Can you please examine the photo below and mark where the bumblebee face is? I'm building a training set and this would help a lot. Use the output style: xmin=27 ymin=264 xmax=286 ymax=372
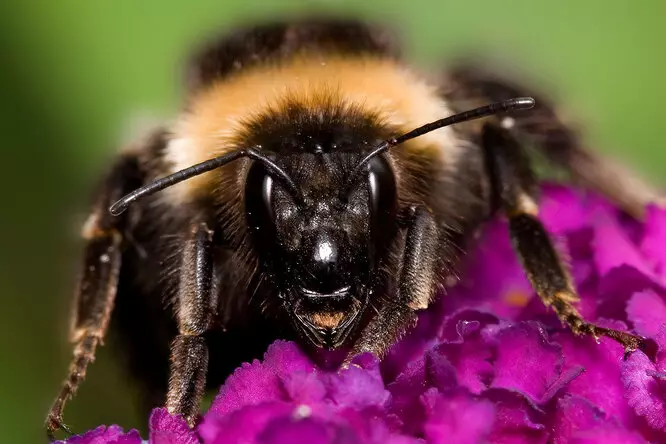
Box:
xmin=245 ymin=153 xmax=397 ymax=348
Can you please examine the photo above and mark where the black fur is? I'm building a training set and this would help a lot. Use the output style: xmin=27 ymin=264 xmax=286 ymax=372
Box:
xmin=187 ymin=17 xmax=399 ymax=93
xmin=236 ymin=96 xmax=390 ymax=155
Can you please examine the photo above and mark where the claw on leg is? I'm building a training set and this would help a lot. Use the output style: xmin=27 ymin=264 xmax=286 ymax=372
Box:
xmin=45 ymin=399 xmax=74 ymax=441
xmin=574 ymin=322 xmax=645 ymax=359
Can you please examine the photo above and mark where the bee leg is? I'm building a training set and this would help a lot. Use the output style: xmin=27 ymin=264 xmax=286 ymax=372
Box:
xmin=344 ymin=205 xmax=444 ymax=365
xmin=445 ymin=63 xmax=662 ymax=218
xmin=166 ymin=222 xmax=217 ymax=426
xmin=482 ymin=122 xmax=644 ymax=355
xmin=46 ymin=155 xmax=143 ymax=440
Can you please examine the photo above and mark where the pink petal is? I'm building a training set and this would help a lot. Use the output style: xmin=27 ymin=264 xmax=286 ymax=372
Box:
xmin=484 ymin=322 xmax=564 ymax=404
xmin=60 ymin=425 xmax=142 ymax=444
xmin=626 ymin=289 xmax=666 ymax=337
xmin=554 ymin=323 xmax=634 ymax=424
xmin=422 ymin=388 xmax=495 ymax=444
xmin=592 ymin=216 xmax=659 ymax=281
xmin=621 ymin=350 xmax=666 ymax=431
xmin=551 ymin=395 xmax=605 ymax=444
xmin=640 ymin=205 xmax=666 ymax=278
xmin=208 ymin=341 xmax=315 ymax=416
xmin=483 ymin=389 xmax=547 ymax=444
xmin=149 ymin=409 xmax=198 ymax=444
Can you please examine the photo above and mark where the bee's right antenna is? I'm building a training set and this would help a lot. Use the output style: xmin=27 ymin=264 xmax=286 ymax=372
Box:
xmin=341 ymin=97 xmax=535 ymax=200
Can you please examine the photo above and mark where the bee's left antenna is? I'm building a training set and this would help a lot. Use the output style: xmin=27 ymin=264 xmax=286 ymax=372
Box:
xmin=109 ymin=148 xmax=303 ymax=216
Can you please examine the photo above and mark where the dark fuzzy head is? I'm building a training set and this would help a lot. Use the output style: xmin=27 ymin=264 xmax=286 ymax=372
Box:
xmin=242 ymin=105 xmax=397 ymax=348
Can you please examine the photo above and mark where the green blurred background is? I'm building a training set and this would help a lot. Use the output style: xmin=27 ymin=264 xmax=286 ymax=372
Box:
xmin=0 ymin=1 xmax=663 ymax=442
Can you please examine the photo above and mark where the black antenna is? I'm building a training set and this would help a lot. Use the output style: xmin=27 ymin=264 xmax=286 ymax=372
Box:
xmin=341 ymin=97 xmax=535 ymax=199
xmin=109 ymin=148 xmax=303 ymax=216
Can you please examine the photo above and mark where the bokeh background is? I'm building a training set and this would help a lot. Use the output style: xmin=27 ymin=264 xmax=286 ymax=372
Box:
xmin=0 ymin=1 xmax=663 ymax=442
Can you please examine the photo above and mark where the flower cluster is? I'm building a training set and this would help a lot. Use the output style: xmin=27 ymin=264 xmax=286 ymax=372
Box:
xmin=57 ymin=184 xmax=666 ymax=444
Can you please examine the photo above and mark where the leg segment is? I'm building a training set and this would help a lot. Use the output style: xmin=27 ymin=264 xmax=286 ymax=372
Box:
xmin=46 ymin=155 xmax=143 ymax=439
xmin=166 ymin=222 xmax=217 ymax=426
xmin=482 ymin=123 xmax=643 ymax=353
xmin=344 ymin=206 xmax=443 ymax=364
xmin=444 ymin=63 xmax=662 ymax=218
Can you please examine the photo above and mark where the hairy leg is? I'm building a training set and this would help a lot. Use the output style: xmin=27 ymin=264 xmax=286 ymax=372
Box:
xmin=481 ymin=122 xmax=643 ymax=354
xmin=166 ymin=222 xmax=218 ymax=426
xmin=344 ymin=206 xmax=449 ymax=365
xmin=46 ymin=154 xmax=143 ymax=440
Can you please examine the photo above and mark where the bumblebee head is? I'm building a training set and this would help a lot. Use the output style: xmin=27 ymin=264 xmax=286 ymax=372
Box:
xmin=108 ymin=97 xmax=534 ymax=348
xmin=244 ymin=144 xmax=397 ymax=347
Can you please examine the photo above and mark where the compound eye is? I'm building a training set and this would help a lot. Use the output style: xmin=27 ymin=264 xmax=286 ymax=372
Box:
xmin=245 ymin=162 xmax=275 ymax=246
xmin=367 ymin=155 xmax=397 ymax=235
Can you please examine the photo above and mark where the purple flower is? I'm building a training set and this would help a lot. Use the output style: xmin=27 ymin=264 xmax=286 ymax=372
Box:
xmin=56 ymin=184 xmax=666 ymax=443
xmin=55 ymin=425 xmax=142 ymax=444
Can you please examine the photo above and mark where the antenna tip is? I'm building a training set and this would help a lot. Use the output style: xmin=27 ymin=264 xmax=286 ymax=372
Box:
xmin=510 ymin=97 xmax=536 ymax=110
xmin=109 ymin=201 xmax=127 ymax=216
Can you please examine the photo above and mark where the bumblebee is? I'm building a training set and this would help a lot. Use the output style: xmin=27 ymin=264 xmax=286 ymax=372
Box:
xmin=46 ymin=17 xmax=659 ymax=438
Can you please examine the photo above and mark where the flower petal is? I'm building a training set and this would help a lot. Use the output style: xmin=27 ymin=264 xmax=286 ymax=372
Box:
xmin=554 ymin=323 xmax=633 ymax=424
xmin=199 ymin=402 xmax=294 ymax=444
xmin=57 ymin=425 xmax=143 ymax=444
xmin=626 ymin=290 xmax=666 ymax=337
xmin=621 ymin=350 xmax=666 ymax=431
xmin=444 ymin=220 xmax=536 ymax=321
xmin=256 ymin=416 xmax=361 ymax=444
xmin=387 ymin=350 xmax=457 ymax=435
xmin=592 ymin=215 xmax=658 ymax=281
xmin=422 ymin=388 xmax=495 ymax=444
xmin=149 ymin=408 xmax=198 ymax=444
xmin=551 ymin=395 xmax=606 ymax=444
xmin=596 ymin=265 xmax=662 ymax=322
xmin=570 ymin=427 xmax=649 ymax=444
xmin=482 ymin=389 xmax=548 ymax=444
xmin=208 ymin=341 xmax=315 ymax=416
xmin=436 ymin=313 xmax=495 ymax=394
xmin=485 ymin=322 xmax=564 ymax=404
xmin=540 ymin=184 xmax=610 ymax=235
xmin=321 ymin=354 xmax=389 ymax=410
xmin=640 ymin=205 xmax=666 ymax=278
